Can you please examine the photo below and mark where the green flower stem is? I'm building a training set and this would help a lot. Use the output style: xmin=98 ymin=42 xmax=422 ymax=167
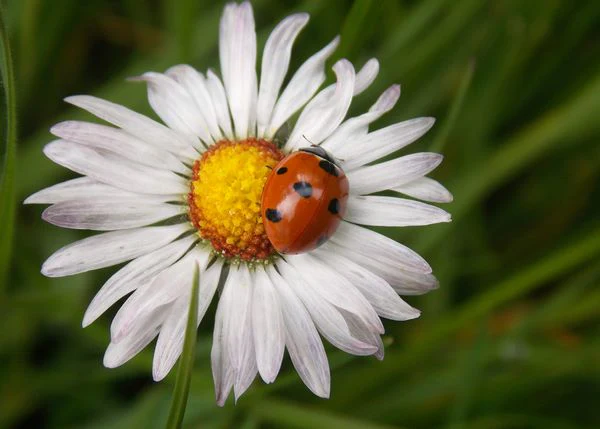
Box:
xmin=0 ymin=5 xmax=17 ymax=290
xmin=165 ymin=265 xmax=199 ymax=429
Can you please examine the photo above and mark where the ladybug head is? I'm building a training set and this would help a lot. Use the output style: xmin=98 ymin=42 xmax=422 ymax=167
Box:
xmin=299 ymin=146 xmax=342 ymax=168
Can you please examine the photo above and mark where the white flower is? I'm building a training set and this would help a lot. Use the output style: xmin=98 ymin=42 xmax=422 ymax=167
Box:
xmin=26 ymin=1 xmax=452 ymax=405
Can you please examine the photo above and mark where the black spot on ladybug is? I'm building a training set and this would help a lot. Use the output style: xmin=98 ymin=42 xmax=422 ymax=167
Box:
xmin=328 ymin=198 xmax=340 ymax=215
xmin=276 ymin=167 xmax=288 ymax=175
xmin=316 ymin=235 xmax=328 ymax=247
xmin=265 ymin=208 xmax=282 ymax=223
xmin=293 ymin=181 xmax=313 ymax=198
xmin=319 ymin=160 xmax=339 ymax=177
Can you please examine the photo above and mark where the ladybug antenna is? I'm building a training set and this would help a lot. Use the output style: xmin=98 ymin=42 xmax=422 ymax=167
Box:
xmin=265 ymin=165 xmax=273 ymax=170
xmin=301 ymin=134 xmax=316 ymax=146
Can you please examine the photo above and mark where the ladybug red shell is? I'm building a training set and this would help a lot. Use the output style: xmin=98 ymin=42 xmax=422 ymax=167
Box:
xmin=261 ymin=146 xmax=349 ymax=254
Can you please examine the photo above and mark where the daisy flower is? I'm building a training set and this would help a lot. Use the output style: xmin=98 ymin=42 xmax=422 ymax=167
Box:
xmin=26 ymin=1 xmax=452 ymax=404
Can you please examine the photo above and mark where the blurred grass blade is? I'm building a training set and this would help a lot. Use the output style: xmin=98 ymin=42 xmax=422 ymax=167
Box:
xmin=251 ymin=399 xmax=402 ymax=429
xmin=335 ymin=0 xmax=375 ymax=61
xmin=165 ymin=265 xmax=200 ymax=429
xmin=164 ymin=0 xmax=197 ymax=62
xmin=0 ymin=6 xmax=17 ymax=289
xmin=430 ymin=58 xmax=475 ymax=153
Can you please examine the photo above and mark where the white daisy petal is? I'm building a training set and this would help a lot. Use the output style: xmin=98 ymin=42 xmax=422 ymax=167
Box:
xmin=234 ymin=339 xmax=258 ymax=402
xmin=394 ymin=176 xmax=454 ymax=203
xmin=345 ymin=195 xmax=452 ymax=226
xmin=353 ymin=58 xmax=379 ymax=95
xmin=206 ymin=69 xmax=234 ymax=140
xmin=166 ymin=65 xmax=223 ymax=141
xmin=220 ymin=1 xmax=257 ymax=139
xmin=65 ymin=95 xmax=199 ymax=160
xmin=387 ymin=270 xmax=440 ymax=296
xmin=341 ymin=310 xmax=385 ymax=360
xmin=133 ymin=72 xmax=212 ymax=145
xmin=331 ymin=221 xmax=431 ymax=274
xmin=279 ymin=57 xmax=377 ymax=141
xmin=277 ymin=261 xmax=379 ymax=355
xmin=103 ymin=306 xmax=169 ymax=368
xmin=211 ymin=280 xmax=235 ymax=407
xmin=111 ymin=247 xmax=209 ymax=342
xmin=286 ymin=253 xmax=384 ymax=334
xmin=342 ymin=117 xmax=436 ymax=170
xmin=266 ymin=266 xmax=330 ymax=398
xmin=285 ymin=59 xmax=356 ymax=151
xmin=322 ymin=84 xmax=400 ymax=153
xmin=252 ymin=267 xmax=285 ymax=383
xmin=232 ymin=267 xmax=258 ymax=402
xmin=152 ymin=296 xmax=188 ymax=380
xmin=41 ymin=223 xmax=191 ymax=277
xmin=42 ymin=197 xmax=185 ymax=231
xmin=196 ymin=259 xmax=225 ymax=325
xmin=329 ymin=242 xmax=439 ymax=295
xmin=82 ymin=235 xmax=197 ymax=327
xmin=44 ymin=140 xmax=188 ymax=195
xmin=316 ymin=248 xmax=420 ymax=321
xmin=218 ymin=265 xmax=257 ymax=401
xmin=256 ymin=13 xmax=309 ymax=137
xmin=152 ymin=259 xmax=223 ymax=381
xmin=24 ymin=177 xmax=177 ymax=205
xmin=224 ymin=265 xmax=254 ymax=372
xmin=266 ymin=36 xmax=340 ymax=138
xmin=347 ymin=153 xmax=444 ymax=195
xmin=50 ymin=121 xmax=189 ymax=175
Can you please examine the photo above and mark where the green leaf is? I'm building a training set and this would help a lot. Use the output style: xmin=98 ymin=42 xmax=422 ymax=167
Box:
xmin=165 ymin=264 xmax=200 ymax=429
xmin=0 ymin=5 xmax=17 ymax=290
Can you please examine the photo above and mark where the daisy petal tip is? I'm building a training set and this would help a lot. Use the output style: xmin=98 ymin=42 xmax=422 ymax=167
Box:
xmin=103 ymin=350 xmax=119 ymax=369
xmin=318 ymin=386 xmax=331 ymax=399
xmin=424 ymin=116 xmax=436 ymax=128
xmin=294 ymin=12 xmax=310 ymax=24
xmin=152 ymin=365 xmax=168 ymax=382
xmin=40 ymin=207 xmax=53 ymax=224
xmin=23 ymin=194 xmax=37 ymax=205
xmin=49 ymin=122 xmax=64 ymax=136
xmin=40 ymin=261 xmax=58 ymax=278
xmin=332 ymin=58 xmax=353 ymax=72
xmin=125 ymin=74 xmax=146 ymax=83
xmin=359 ymin=343 xmax=379 ymax=355
xmin=406 ymin=307 xmax=422 ymax=320
xmin=215 ymin=390 xmax=230 ymax=407
xmin=63 ymin=94 xmax=87 ymax=106
xmin=81 ymin=312 xmax=95 ymax=328
xmin=259 ymin=366 xmax=280 ymax=385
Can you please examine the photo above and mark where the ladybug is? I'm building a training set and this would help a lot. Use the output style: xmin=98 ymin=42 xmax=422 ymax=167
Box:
xmin=261 ymin=146 xmax=349 ymax=254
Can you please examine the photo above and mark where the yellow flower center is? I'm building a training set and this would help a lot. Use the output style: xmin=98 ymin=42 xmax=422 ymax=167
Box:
xmin=189 ymin=139 xmax=283 ymax=262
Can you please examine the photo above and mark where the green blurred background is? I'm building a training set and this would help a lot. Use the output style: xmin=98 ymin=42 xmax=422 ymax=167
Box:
xmin=1 ymin=0 xmax=599 ymax=428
